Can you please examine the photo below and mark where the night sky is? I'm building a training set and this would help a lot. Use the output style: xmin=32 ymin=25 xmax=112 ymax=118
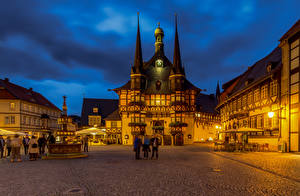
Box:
xmin=1 ymin=0 xmax=299 ymax=115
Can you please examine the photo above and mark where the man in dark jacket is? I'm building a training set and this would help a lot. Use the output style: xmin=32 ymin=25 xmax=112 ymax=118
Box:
xmin=38 ymin=135 xmax=47 ymax=155
xmin=133 ymin=136 xmax=142 ymax=160
xmin=23 ymin=135 xmax=30 ymax=155
xmin=151 ymin=136 xmax=159 ymax=160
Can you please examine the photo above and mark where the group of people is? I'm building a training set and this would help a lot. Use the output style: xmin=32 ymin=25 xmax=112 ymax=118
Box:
xmin=0 ymin=134 xmax=55 ymax=162
xmin=134 ymin=135 xmax=160 ymax=160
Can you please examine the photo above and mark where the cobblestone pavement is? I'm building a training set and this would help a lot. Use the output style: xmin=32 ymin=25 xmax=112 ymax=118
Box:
xmin=0 ymin=144 xmax=300 ymax=196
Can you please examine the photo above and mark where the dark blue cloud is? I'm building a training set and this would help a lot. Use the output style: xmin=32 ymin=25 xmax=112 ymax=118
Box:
xmin=0 ymin=0 xmax=299 ymax=114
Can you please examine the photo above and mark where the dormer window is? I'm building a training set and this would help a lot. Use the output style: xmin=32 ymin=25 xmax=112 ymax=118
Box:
xmin=93 ymin=107 xmax=98 ymax=113
xmin=267 ymin=64 xmax=272 ymax=73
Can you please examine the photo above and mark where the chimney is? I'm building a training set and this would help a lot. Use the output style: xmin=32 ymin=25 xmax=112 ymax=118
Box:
xmin=4 ymin=78 xmax=9 ymax=82
xmin=29 ymin=88 xmax=33 ymax=91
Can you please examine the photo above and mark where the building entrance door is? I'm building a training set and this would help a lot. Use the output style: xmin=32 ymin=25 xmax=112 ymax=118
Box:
xmin=175 ymin=133 xmax=184 ymax=146
xmin=290 ymin=113 xmax=299 ymax=151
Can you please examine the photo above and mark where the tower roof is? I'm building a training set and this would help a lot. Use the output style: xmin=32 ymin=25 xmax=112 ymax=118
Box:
xmin=173 ymin=14 xmax=184 ymax=75
xmin=133 ymin=13 xmax=143 ymax=73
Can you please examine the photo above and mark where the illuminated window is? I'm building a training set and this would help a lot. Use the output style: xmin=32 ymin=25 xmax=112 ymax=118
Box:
xmin=257 ymin=115 xmax=263 ymax=128
xmin=291 ymin=94 xmax=299 ymax=104
xmin=4 ymin=116 xmax=15 ymax=124
xmin=9 ymin=103 xmax=16 ymax=111
xmin=93 ymin=107 xmax=98 ymax=113
xmin=248 ymin=91 xmax=253 ymax=103
xmin=111 ymin=121 xmax=117 ymax=127
xmin=261 ymin=85 xmax=268 ymax=99
xmin=254 ymin=88 xmax=260 ymax=102
xmin=291 ymin=73 xmax=299 ymax=84
xmin=270 ymin=81 xmax=278 ymax=97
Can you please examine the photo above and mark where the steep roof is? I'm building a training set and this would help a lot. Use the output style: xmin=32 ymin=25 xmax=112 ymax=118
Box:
xmin=196 ymin=93 xmax=218 ymax=114
xmin=0 ymin=78 xmax=60 ymax=111
xmin=104 ymin=109 xmax=121 ymax=121
xmin=279 ymin=19 xmax=300 ymax=41
xmin=81 ymin=98 xmax=119 ymax=126
xmin=229 ymin=47 xmax=281 ymax=96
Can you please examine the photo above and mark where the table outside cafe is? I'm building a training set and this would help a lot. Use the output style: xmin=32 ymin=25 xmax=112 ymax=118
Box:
xmin=214 ymin=128 xmax=274 ymax=152
xmin=76 ymin=127 xmax=107 ymax=146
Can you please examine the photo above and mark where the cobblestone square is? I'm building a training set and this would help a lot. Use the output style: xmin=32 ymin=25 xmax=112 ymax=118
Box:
xmin=1 ymin=144 xmax=300 ymax=196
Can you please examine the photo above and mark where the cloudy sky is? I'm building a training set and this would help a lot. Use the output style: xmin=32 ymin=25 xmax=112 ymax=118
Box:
xmin=0 ymin=0 xmax=299 ymax=115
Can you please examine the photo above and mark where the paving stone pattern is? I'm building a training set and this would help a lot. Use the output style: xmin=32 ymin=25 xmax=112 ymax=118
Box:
xmin=0 ymin=144 xmax=300 ymax=196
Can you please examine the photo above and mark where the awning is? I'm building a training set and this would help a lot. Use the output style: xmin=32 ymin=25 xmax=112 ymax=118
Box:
xmin=221 ymin=128 xmax=264 ymax=133
xmin=0 ymin=129 xmax=26 ymax=136
xmin=76 ymin=127 xmax=106 ymax=135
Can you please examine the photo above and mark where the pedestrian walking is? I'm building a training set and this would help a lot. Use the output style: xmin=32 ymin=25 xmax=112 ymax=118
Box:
xmin=133 ymin=136 xmax=142 ymax=160
xmin=6 ymin=136 xmax=12 ymax=157
xmin=151 ymin=136 xmax=159 ymax=160
xmin=142 ymin=135 xmax=150 ymax=159
xmin=28 ymin=136 xmax=39 ymax=161
xmin=83 ymin=135 xmax=89 ymax=152
xmin=22 ymin=135 xmax=30 ymax=155
xmin=11 ymin=134 xmax=22 ymax=162
xmin=47 ymin=134 xmax=56 ymax=145
xmin=38 ymin=135 xmax=47 ymax=156
xmin=0 ymin=135 xmax=5 ymax=159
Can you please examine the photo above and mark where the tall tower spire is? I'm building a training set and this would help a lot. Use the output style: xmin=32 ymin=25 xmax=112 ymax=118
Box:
xmin=173 ymin=14 xmax=184 ymax=75
xmin=216 ymin=81 xmax=221 ymax=102
xmin=133 ymin=12 xmax=143 ymax=73
xmin=62 ymin=95 xmax=67 ymax=116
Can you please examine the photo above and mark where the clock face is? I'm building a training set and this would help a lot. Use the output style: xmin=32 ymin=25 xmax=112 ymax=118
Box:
xmin=155 ymin=59 xmax=163 ymax=67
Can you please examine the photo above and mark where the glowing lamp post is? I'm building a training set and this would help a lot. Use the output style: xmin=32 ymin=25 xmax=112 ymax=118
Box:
xmin=268 ymin=112 xmax=275 ymax=118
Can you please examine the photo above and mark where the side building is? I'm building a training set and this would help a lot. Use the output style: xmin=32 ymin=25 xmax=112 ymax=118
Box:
xmin=216 ymin=48 xmax=282 ymax=151
xmin=217 ymin=19 xmax=300 ymax=152
xmin=0 ymin=78 xmax=61 ymax=135
xmin=279 ymin=19 xmax=300 ymax=152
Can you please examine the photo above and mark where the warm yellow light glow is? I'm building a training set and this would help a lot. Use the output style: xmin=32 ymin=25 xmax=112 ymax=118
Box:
xmin=215 ymin=125 xmax=219 ymax=129
xmin=208 ymin=137 xmax=213 ymax=141
xmin=268 ymin=112 xmax=275 ymax=118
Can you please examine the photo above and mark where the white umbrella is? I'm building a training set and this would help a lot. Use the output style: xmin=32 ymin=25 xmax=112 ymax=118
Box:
xmin=0 ymin=129 xmax=26 ymax=136
xmin=76 ymin=127 xmax=106 ymax=135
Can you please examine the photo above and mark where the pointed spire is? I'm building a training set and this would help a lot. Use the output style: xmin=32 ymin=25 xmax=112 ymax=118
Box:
xmin=216 ymin=81 xmax=221 ymax=102
xmin=133 ymin=12 xmax=143 ymax=73
xmin=173 ymin=13 xmax=183 ymax=75
xmin=62 ymin=95 xmax=67 ymax=116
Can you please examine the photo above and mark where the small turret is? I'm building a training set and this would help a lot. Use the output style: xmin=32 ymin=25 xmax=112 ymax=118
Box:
xmin=154 ymin=22 xmax=164 ymax=53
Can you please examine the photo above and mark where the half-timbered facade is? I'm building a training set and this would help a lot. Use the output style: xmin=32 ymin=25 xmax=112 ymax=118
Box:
xmin=113 ymin=16 xmax=219 ymax=145
xmin=216 ymin=48 xmax=282 ymax=150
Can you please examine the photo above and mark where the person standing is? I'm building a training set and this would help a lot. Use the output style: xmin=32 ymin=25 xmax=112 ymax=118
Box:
xmin=0 ymin=135 xmax=5 ymax=159
xmin=133 ymin=136 xmax=142 ymax=160
xmin=38 ymin=135 xmax=47 ymax=156
xmin=6 ymin=136 xmax=12 ymax=157
xmin=151 ymin=136 xmax=159 ymax=160
xmin=142 ymin=136 xmax=150 ymax=159
xmin=23 ymin=135 xmax=30 ymax=155
xmin=11 ymin=134 xmax=22 ymax=162
xmin=83 ymin=135 xmax=89 ymax=152
xmin=28 ymin=136 xmax=39 ymax=161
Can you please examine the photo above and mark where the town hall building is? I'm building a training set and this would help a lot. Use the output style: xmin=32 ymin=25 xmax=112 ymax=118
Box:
xmin=110 ymin=15 xmax=220 ymax=145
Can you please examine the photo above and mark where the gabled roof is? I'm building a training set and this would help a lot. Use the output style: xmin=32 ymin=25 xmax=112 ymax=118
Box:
xmin=0 ymin=78 xmax=60 ymax=111
xmin=104 ymin=109 xmax=121 ymax=121
xmin=196 ymin=93 xmax=218 ymax=114
xmin=229 ymin=47 xmax=281 ymax=96
xmin=81 ymin=98 xmax=119 ymax=126
xmin=279 ymin=19 xmax=300 ymax=41
xmin=113 ymin=80 xmax=131 ymax=91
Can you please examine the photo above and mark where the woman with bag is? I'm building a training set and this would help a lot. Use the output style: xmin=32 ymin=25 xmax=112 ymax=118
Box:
xmin=28 ymin=136 xmax=39 ymax=161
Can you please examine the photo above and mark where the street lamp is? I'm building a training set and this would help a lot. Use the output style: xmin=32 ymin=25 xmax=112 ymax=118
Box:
xmin=268 ymin=112 xmax=275 ymax=118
